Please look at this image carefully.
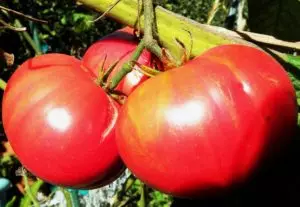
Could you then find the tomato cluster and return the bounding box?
[2,27,297,197]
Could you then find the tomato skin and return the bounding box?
[116,45,297,197]
[2,54,124,188]
[82,27,153,95]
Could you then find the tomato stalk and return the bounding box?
[137,183,147,207]
[142,0,162,59]
[109,0,163,90]
[109,39,145,90]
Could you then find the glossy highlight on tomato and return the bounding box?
[82,27,154,95]
[116,45,297,197]
[2,53,124,188]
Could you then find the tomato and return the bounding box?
[116,45,297,197]
[82,27,155,95]
[2,53,124,188]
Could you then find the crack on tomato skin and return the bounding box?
[27,63,79,70]
[26,54,80,70]
[100,95,119,141]
[257,71,280,86]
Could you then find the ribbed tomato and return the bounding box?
[116,45,297,197]
[2,54,124,188]
[82,27,154,95]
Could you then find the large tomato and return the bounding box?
[82,27,155,95]
[116,45,297,197]
[2,54,125,188]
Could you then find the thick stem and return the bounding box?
[143,0,162,58]
[108,0,166,90]
[78,0,300,67]
[109,40,145,90]
[0,79,7,90]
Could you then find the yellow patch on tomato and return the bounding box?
[126,72,173,144]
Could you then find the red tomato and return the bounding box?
[2,54,124,188]
[116,45,297,197]
[82,27,154,95]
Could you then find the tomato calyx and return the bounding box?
[132,61,161,77]
[160,38,192,70]
[88,55,127,104]
[93,55,121,88]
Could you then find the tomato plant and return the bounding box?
[116,45,298,197]
[2,53,125,188]
[82,27,156,95]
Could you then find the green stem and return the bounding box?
[143,0,162,59]
[23,174,40,207]
[60,187,73,207]
[0,79,7,90]
[14,20,42,55]
[109,40,145,90]
[137,183,146,207]
[108,0,164,90]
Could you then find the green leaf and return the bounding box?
[247,0,300,41]
[286,54,300,69]
[149,190,173,207]
[60,16,67,25]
